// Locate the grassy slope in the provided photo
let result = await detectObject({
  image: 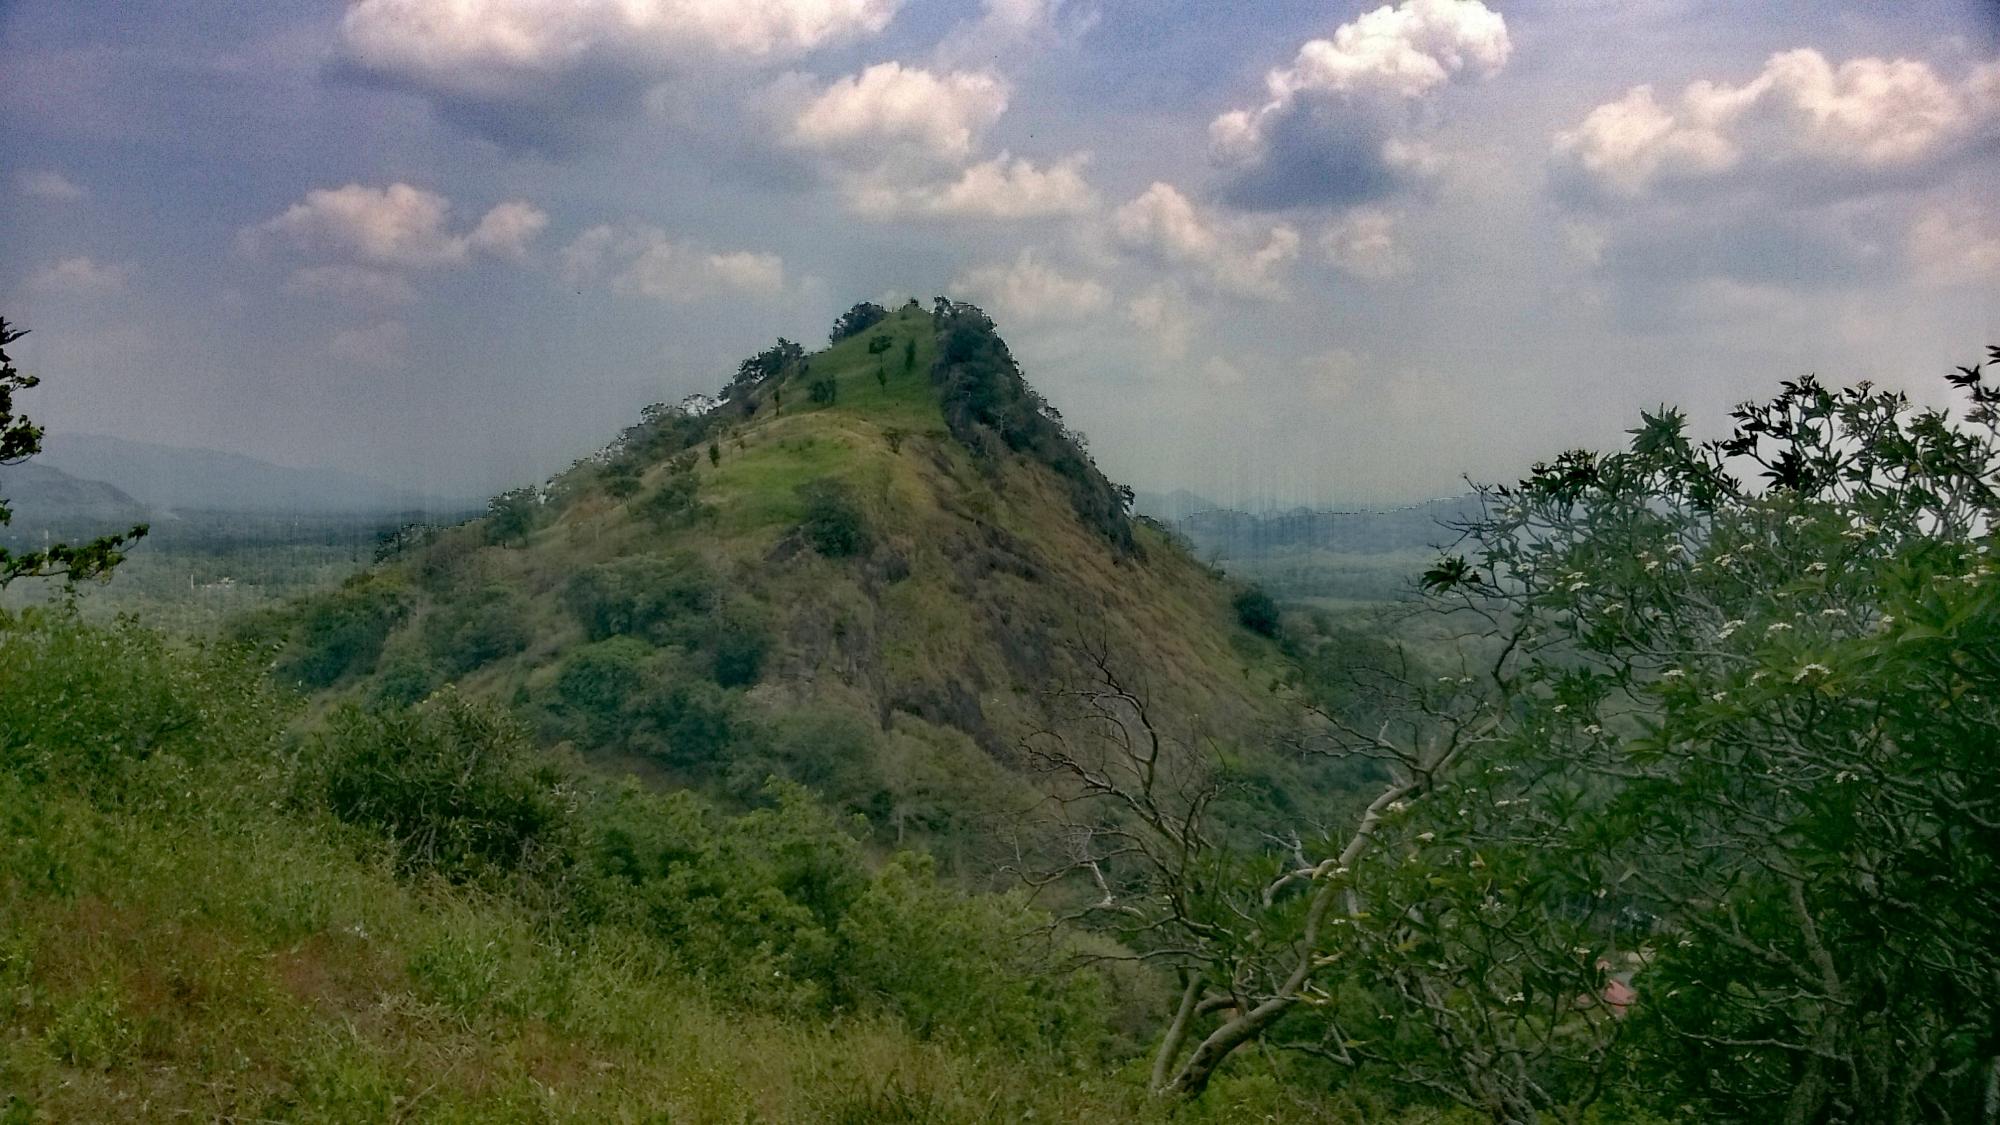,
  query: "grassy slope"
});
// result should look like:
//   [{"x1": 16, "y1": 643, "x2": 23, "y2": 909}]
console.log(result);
[
  {"x1": 357, "y1": 307, "x2": 1293, "y2": 820},
  {"x1": 0, "y1": 616, "x2": 1332, "y2": 1124}
]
